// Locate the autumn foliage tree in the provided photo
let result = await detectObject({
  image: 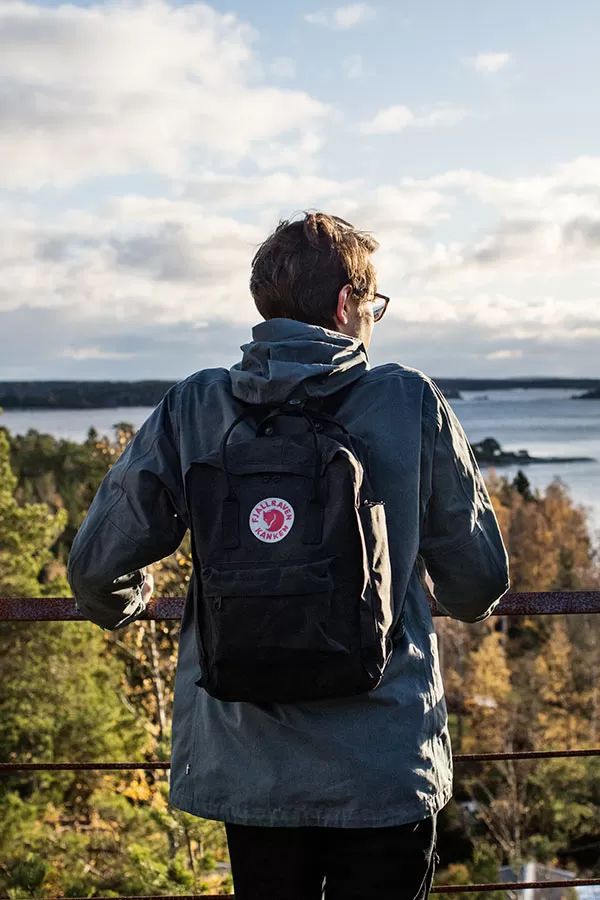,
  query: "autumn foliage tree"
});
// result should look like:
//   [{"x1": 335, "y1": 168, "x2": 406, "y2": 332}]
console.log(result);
[
  {"x1": 486, "y1": 472, "x2": 597, "y2": 592},
  {"x1": 438, "y1": 471, "x2": 600, "y2": 879}
]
